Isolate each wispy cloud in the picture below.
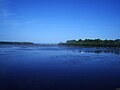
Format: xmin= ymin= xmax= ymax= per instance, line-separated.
xmin=0 ymin=8 xmax=14 ymax=17
xmin=0 ymin=0 xmax=31 ymax=27
xmin=0 ymin=0 xmax=17 ymax=29
xmin=0 ymin=0 xmax=41 ymax=30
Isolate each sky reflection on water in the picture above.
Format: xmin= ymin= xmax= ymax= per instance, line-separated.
xmin=0 ymin=45 xmax=120 ymax=90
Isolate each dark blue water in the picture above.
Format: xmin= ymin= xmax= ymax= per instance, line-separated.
xmin=0 ymin=45 xmax=120 ymax=90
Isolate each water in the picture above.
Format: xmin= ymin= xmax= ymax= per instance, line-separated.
xmin=0 ymin=44 xmax=120 ymax=90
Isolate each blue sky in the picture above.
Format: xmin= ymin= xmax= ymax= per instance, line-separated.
xmin=0 ymin=0 xmax=120 ymax=43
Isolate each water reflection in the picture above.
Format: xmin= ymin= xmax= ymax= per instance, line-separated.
xmin=79 ymin=49 xmax=120 ymax=55
xmin=0 ymin=45 xmax=120 ymax=90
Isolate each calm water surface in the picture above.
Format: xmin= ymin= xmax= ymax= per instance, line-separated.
xmin=0 ymin=45 xmax=120 ymax=90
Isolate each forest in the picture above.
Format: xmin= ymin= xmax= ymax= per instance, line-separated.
xmin=59 ymin=39 xmax=120 ymax=48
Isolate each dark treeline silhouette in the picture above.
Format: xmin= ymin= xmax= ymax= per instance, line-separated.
xmin=59 ymin=39 xmax=120 ymax=48
xmin=0 ymin=41 xmax=34 ymax=45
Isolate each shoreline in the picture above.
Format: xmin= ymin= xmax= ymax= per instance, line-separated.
xmin=59 ymin=39 xmax=120 ymax=49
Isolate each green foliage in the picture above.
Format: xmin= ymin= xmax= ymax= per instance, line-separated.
xmin=59 ymin=39 xmax=120 ymax=47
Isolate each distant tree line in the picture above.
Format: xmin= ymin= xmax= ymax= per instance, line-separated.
xmin=59 ymin=39 xmax=120 ymax=48
xmin=0 ymin=41 xmax=34 ymax=45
